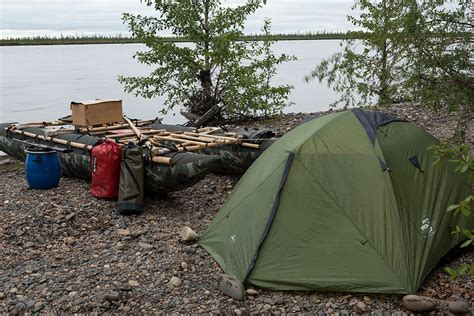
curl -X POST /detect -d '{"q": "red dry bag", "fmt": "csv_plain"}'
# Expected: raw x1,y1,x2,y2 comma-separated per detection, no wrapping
91,140,122,199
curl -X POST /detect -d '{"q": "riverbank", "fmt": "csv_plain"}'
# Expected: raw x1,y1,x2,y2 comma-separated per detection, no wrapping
0,32,350,46
0,104,472,314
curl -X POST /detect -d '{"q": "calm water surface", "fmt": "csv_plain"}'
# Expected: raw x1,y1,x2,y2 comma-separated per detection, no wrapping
0,41,343,125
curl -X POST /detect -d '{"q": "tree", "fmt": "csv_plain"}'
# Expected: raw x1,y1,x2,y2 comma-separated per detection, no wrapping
399,0,473,115
119,0,295,121
432,143,474,279
305,0,410,108
306,0,473,114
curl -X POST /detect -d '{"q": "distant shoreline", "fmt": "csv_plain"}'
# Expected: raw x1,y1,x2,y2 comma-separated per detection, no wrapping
0,33,352,46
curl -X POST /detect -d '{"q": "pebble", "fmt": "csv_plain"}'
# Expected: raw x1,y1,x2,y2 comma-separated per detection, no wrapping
26,300,36,308
139,242,153,250
169,276,182,287
155,232,172,241
104,291,120,302
65,213,76,221
15,229,25,236
68,291,78,297
117,229,130,236
218,274,245,301
13,301,27,313
23,242,35,248
0,292,5,299
356,301,368,311
448,300,470,314
128,280,140,287
180,226,199,242
246,288,258,296
402,294,437,313
0,159,12,165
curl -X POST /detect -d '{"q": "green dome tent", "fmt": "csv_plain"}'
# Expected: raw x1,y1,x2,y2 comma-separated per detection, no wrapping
199,109,472,294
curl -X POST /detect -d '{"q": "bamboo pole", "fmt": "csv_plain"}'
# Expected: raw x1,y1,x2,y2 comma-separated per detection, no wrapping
9,128,92,151
241,142,260,149
152,135,208,146
105,129,166,139
196,127,220,134
13,121,70,129
169,133,216,143
123,115,144,140
184,131,240,141
152,156,172,164
183,132,259,148
81,119,155,133
43,128,78,137
149,139,223,154
123,115,173,165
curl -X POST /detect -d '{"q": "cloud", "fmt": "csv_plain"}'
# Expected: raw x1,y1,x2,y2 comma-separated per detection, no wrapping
0,0,355,38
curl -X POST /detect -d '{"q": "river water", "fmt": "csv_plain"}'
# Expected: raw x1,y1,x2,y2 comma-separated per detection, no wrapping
0,40,344,125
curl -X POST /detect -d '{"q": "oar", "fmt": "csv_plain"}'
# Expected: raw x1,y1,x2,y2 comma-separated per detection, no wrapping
13,139,74,153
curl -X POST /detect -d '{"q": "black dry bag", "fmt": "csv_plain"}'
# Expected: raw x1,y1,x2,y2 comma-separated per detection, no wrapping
118,143,145,215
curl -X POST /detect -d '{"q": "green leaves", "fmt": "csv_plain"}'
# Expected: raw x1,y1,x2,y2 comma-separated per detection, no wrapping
432,140,473,280
444,264,472,280
120,0,293,119
306,1,473,112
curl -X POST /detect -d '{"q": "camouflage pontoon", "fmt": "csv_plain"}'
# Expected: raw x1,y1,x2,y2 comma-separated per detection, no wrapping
0,121,274,192
147,123,274,174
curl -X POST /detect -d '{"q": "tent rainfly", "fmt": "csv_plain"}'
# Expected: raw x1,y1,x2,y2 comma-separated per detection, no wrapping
199,109,473,294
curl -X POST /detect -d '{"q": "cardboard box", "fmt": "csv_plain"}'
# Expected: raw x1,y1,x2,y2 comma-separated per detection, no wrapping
70,99,123,126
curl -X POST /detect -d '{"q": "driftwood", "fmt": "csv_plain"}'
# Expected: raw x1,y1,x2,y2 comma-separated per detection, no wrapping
185,104,221,128
180,111,200,122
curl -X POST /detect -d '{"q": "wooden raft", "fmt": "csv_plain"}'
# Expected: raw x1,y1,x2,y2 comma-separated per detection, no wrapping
7,116,261,165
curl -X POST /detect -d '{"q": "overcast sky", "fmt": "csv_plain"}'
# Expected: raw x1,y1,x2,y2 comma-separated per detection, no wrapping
0,0,356,38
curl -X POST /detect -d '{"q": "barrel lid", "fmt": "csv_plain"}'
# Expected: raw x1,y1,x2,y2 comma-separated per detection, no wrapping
25,146,56,154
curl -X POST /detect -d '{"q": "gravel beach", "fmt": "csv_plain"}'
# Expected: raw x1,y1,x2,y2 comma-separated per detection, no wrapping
1,104,472,314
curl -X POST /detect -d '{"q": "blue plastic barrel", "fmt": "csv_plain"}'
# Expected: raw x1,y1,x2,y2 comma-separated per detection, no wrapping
25,149,62,189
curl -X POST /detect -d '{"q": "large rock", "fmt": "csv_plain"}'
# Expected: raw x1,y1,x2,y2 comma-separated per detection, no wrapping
402,295,437,313
449,301,470,315
218,274,245,301
180,226,199,242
